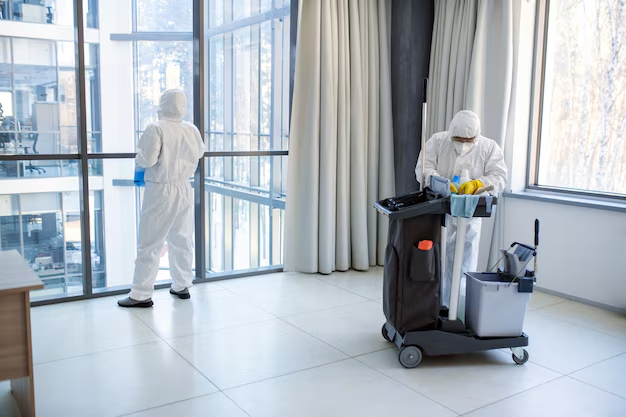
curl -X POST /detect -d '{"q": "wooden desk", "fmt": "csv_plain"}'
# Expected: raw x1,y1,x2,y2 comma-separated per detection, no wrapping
0,250,44,417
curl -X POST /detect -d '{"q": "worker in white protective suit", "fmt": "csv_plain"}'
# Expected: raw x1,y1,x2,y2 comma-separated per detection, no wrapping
416,110,507,307
118,89,205,308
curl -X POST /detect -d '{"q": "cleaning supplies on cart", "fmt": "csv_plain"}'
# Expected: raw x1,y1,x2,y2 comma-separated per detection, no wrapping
459,169,470,186
451,175,461,194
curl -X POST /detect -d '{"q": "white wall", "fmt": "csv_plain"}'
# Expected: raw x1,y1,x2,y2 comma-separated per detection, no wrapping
98,0,138,287
100,159,138,288
502,198,626,311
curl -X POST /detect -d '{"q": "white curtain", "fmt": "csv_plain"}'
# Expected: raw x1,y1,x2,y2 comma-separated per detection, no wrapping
427,0,478,136
284,0,395,274
428,0,520,268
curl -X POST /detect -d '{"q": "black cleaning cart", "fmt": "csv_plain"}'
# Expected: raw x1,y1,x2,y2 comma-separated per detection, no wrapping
375,188,530,368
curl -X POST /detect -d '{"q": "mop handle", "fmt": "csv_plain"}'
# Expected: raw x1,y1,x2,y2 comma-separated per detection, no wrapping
420,78,428,191
534,219,539,274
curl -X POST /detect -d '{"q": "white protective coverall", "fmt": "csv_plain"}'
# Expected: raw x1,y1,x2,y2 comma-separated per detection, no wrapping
129,89,205,301
416,110,507,307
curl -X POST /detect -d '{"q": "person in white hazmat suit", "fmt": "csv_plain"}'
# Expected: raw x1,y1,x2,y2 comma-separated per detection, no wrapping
416,110,507,307
118,89,205,308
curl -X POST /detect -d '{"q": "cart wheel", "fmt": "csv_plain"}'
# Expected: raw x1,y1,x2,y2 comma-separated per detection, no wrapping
382,325,392,342
399,346,422,369
512,349,529,365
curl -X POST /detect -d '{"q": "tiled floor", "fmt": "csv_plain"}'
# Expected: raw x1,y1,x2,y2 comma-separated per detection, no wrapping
2,268,626,417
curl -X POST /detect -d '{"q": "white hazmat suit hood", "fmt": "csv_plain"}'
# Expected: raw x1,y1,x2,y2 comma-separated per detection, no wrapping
449,110,481,140
157,89,187,122
416,110,507,308
129,90,206,302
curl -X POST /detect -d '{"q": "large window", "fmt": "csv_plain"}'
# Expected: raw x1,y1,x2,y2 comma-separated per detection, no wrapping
0,0,292,304
205,1,290,273
530,0,626,197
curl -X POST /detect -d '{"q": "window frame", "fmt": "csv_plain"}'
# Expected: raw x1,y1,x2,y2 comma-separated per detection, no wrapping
527,0,626,201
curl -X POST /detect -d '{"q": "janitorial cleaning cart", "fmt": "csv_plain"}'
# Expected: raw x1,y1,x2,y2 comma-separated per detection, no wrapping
375,187,539,368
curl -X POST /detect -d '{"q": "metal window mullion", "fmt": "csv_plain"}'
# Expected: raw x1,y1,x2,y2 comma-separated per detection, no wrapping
74,0,93,297
17,196,24,259
289,0,298,122
61,192,69,292
9,37,17,153
110,33,193,42
92,44,103,152
193,0,207,278
205,6,289,38
248,22,261,269
206,36,213,275
223,31,234,272
205,187,211,272
527,0,549,189
132,41,140,152
55,41,63,155
270,16,284,265
131,0,137,32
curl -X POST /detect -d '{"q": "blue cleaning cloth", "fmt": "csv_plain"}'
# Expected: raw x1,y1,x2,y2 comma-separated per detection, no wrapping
450,195,480,218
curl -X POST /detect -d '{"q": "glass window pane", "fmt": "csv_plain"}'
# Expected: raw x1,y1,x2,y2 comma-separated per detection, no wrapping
204,156,283,274
13,38,56,66
136,41,194,132
260,20,271,136
0,185,86,301
208,0,224,29
205,14,290,153
208,35,225,134
538,0,626,195
0,38,82,155
232,198,250,269
0,159,79,178
136,0,193,32
233,25,259,136
0,37,10,63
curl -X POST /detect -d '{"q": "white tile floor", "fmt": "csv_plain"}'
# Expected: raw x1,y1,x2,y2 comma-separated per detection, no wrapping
2,269,626,417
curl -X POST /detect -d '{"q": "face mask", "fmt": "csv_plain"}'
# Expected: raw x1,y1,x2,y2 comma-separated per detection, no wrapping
454,141,475,155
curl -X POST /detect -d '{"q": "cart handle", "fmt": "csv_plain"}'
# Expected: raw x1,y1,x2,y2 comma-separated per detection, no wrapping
509,241,536,252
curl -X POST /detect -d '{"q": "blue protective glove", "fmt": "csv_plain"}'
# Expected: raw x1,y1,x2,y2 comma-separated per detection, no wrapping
134,165,145,187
